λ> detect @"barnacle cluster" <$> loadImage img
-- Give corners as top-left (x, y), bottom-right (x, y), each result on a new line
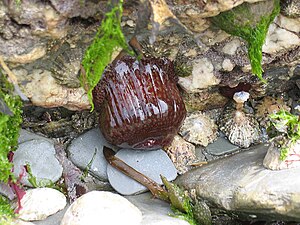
top-left (219, 91), bottom-right (261, 148)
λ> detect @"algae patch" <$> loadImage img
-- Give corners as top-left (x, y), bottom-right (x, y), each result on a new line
top-left (210, 0), bottom-right (280, 82)
top-left (81, 0), bottom-right (132, 110)
top-left (0, 72), bottom-right (23, 184)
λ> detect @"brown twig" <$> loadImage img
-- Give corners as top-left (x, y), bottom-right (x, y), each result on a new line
top-left (103, 146), bottom-right (170, 202)
top-left (0, 55), bottom-right (29, 101)
top-left (0, 55), bottom-right (18, 84)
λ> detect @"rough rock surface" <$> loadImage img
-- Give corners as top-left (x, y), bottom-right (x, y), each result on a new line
top-left (60, 191), bottom-right (142, 225)
top-left (263, 139), bottom-right (300, 170)
top-left (179, 112), bottom-right (218, 146)
top-left (14, 69), bottom-right (90, 110)
top-left (165, 135), bottom-right (197, 174)
top-left (17, 188), bottom-right (66, 221)
top-left (176, 144), bottom-right (300, 221)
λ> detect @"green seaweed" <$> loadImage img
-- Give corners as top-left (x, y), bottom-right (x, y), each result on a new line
top-left (0, 72), bottom-right (23, 184)
top-left (210, 0), bottom-right (280, 83)
top-left (269, 110), bottom-right (300, 160)
top-left (0, 196), bottom-right (14, 221)
top-left (81, 0), bottom-right (132, 111)
top-left (162, 176), bottom-right (211, 225)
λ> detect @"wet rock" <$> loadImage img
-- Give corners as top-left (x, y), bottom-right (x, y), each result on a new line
top-left (18, 129), bottom-right (53, 144)
top-left (14, 69), bottom-right (89, 110)
top-left (165, 135), bottom-right (197, 174)
top-left (179, 112), bottom-right (218, 146)
top-left (61, 191), bottom-right (142, 225)
top-left (126, 192), bottom-right (190, 225)
top-left (263, 139), bottom-right (300, 170)
top-left (68, 128), bottom-right (117, 181)
top-left (107, 149), bottom-right (177, 195)
top-left (0, 182), bottom-right (15, 200)
top-left (176, 144), bottom-right (300, 221)
top-left (205, 135), bottom-right (239, 156)
top-left (17, 188), bottom-right (66, 221)
top-left (13, 139), bottom-right (63, 187)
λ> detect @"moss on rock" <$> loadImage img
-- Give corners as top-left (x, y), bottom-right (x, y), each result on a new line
top-left (210, 0), bottom-right (280, 82)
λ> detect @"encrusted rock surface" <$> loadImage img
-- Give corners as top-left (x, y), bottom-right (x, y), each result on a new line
top-left (175, 144), bottom-right (300, 221)
top-left (179, 112), bottom-right (218, 146)
top-left (165, 135), bottom-right (197, 174)
top-left (263, 139), bottom-right (300, 170)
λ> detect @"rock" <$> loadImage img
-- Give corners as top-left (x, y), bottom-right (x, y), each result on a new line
top-left (126, 192), bottom-right (190, 225)
top-left (17, 188), bottom-right (66, 221)
top-left (11, 219), bottom-right (35, 225)
top-left (49, 0), bottom-right (106, 18)
top-left (165, 135), bottom-right (197, 174)
top-left (0, 182), bottom-right (15, 200)
top-left (180, 89), bottom-right (228, 112)
top-left (107, 149), bottom-right (177, 195)
top-left (13, 139), bottom-right (63, 187)
top-left (15, 69), bottom-right (90, 111)
top-left (178, 57), bottom-right (220, 92)
top-left (205, 135), bottom-right (240, 156)
top-left (0, 181), bottom-right (16, 200)
top-left (179, 112), bottom-right (218, 147)
top-left (33, 203), bottom-right (69, 225)
top-left (60, 191), bottom-right (142, 225)
top-left (176, 145), bottom-right (300, 221)
top-left (263, 139), bottom-right (300, 170)
top-left (168, 0), bottom-right (265, 19)
top-left (263, 23), bottom-right (300, 54)
top-left (18, 129), bottom-right (52, 144)
top-left (68, 128), bottom-right (117, 181)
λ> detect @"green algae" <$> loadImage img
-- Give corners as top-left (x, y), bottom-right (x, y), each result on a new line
top-left (269, 110), bottom-right (300, 160)
top-left (0, 72), bottom-right (22, 184)
top-left (210, 0), bottom-right (280, 83)
top-left (81, 0), bottom-right (132, 111)
top-left (0, 196), bottom-right (14, 222)
top-left (0, 71), bottom-right (22, 222)
top-left (162, 176), bottom-right (211, 225)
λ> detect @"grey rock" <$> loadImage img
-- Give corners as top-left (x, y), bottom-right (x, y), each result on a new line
top-left (107, 149), bottom-right (177, 195)
top-left (18, 129), bottom-right (52, 144)
top-left (0, 182), bottom-right (15, 200)
top-left (176, 144), bottom-right (300, 221)
top-left (13, 139), bottom-right (63, 187)
top-left (205, 135), bottom-right (239, 156)
top-left (68, 128), bottom-right (116, 181)
top-left (126, 192), bottom-right (190, 225)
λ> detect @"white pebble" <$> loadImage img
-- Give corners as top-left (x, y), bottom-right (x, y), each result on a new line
top-left (18, 188), bottom-right (66, 221)
top-left (61, 191), bottom-right (142, 225)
